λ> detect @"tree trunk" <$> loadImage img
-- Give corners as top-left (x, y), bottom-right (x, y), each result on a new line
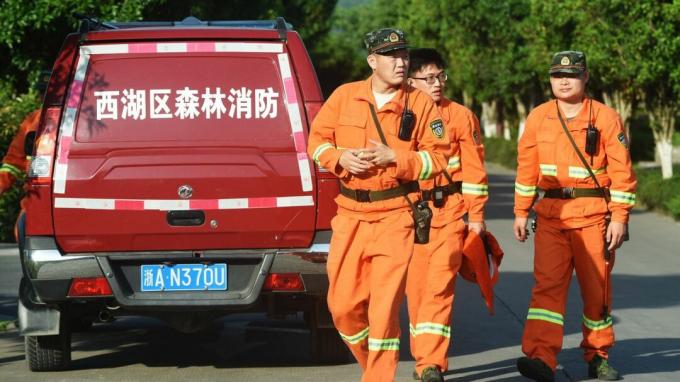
top-left (656, 138), bottom-right (673, 179)
top-left (481, 100), bottom-right (498, 138)
top-left (515, 95), bottom-right (528, 139)
top-left (649, 102), bottom-right (676, 179)
top-left (603, 90), bottom-right (633, 140)
top-left (462, 91), bottom-right (474, 110)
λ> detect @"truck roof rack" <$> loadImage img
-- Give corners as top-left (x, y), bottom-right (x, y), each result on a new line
top-left (75, 14), bottom-right (292, 38)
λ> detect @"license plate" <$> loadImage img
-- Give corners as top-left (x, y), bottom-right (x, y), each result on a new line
top-left (140, 263), bottom-right (227, 292)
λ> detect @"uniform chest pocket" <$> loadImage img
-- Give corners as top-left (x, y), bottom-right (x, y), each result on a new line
top-left (336, 114), bottom-right (367, 149)
top-left (384, 116), bottom-right (417, 150)
top-left (536, 128), bottom-right (558, 167)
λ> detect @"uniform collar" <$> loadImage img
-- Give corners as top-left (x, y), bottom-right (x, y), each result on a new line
top-left (354, 75), bottom-right (406, 113)
top-left (550, 97), bottom-right (593, 122)
top-left (438, 97), bottom-right (452, 124)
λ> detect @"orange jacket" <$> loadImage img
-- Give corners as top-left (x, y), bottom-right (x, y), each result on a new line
top-left (423, 98), bottom-right (488, 226)
top-left (514, 98), bottom-right (637, 228)
top-left (308, 76), bottom-right (450, 218)
top-left (1, 109), bottom-right (40, 193)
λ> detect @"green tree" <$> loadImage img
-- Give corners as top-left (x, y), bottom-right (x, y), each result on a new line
top-left (632, 1), bottom-right (680, 179)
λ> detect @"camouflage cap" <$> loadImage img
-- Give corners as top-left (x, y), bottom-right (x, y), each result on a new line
top-left (550, 51), bottom-right (587, 74)
top-left (364, 28), bottom-right (409, 54)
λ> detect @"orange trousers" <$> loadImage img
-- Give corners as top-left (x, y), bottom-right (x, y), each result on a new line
top-left (406, 218), bottom-right (465, 375)
top-left (327, 211), bottom-right (414, 382)
top-left (522, 219), bottom-right (615, 371)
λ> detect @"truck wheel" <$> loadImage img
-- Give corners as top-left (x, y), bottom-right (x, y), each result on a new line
top-left (25, 330), bottom-right (72, 371)
top-left (21, 277), bottom-right (71, 372)
top-left (311, 326), bottom-right (351, 364)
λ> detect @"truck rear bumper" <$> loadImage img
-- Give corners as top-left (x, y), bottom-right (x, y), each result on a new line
top-left (22, 233), bottom-right (330, 306)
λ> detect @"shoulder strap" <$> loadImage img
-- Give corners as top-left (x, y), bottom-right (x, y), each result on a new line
top-left (555, 100), bottom-right (610, 202)
top-left (367, 103), bottom-right (420, 206)
top-left (368, 103), bottom-right (388, 145)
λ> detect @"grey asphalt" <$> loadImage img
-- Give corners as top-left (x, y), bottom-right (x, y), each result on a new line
top-left (0, 163), bottom-right (679, 381)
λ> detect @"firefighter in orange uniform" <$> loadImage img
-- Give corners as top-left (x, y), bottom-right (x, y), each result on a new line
top-left (404, 48), bottom-right (488, 382)
top-left (1, 109), bottom-right (41, 239)
top-left (513, 51), bottom-right (636, 381)
top-left (307, 29), bottom-right (450, 382)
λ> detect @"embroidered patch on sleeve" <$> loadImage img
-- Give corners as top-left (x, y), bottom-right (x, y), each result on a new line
top-left (472, 128), bottom-right (481, 145)
top-left (617, 132), bottom-right (629, 149)
top-left (430, 119), bottom-right (444, 139)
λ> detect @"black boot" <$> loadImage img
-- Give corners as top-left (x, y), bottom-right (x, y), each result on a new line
top-left (588, 355), bottom-right (621, 380)
top-left (516, 357), bottom-right (555, 382)
top-left (420, 366), bottom-right (444, 382)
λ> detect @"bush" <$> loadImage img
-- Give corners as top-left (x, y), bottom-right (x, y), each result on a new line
top-left (483, 137), bottom-right (518, 170)
top-left (635, 165), bottom-right (680, 221)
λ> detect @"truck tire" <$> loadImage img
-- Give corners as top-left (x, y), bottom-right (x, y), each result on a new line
top-left (25, 330), bottom-right (71, 371)
top-left (311, 326), bottom-right (351, 364)
top-left (21, 277), bottom-right (72, 372)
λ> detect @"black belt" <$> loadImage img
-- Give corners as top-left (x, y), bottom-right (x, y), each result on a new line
top-left (339, 181), bottom-right (419, 202)
top-left (421, 181), bottom-right (462, 201)
top-left (542, 187), bottom-right (609, 199)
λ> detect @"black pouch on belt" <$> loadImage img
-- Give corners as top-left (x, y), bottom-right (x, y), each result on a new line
top-left (413, 200), bottom-right (433, 244)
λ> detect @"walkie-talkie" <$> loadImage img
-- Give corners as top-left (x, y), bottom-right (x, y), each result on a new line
top-left (584, 99), bottom-right (599, 164)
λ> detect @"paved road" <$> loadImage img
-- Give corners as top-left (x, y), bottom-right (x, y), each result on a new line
top-left (1, 163), bottom-right (679, 381)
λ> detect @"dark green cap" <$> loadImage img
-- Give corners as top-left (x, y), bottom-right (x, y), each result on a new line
top-left (549, 51), bottom-right (587, 74)
top-left (364, 28), bottom-right (409, 54)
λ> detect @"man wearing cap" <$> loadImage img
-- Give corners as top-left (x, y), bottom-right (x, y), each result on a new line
top-left (404, 48), bottom-right (488, 382)
top-left (308, 29), bottom-right (450, 381)
top-left (513, 51), bottom-right (636, 381)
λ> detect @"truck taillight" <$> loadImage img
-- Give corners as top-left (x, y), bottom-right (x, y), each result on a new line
top-left (29, 106), bottom-right (61, 183)
top-left (263, 273), bottom-right (304, 291)
top-left (68, 277), bottom-right (113, 297)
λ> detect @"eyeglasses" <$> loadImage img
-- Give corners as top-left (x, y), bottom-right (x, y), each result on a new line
top-left (411, 73), bottom-right (447, 85)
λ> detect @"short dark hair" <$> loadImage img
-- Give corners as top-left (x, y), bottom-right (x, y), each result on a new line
top-left (408, 48), bottom-right (446, 76)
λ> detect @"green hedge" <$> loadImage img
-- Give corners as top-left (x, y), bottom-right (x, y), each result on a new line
top-left (635, 165), bottom-right (680, 220)
top-left (483, 137), bottom-right (517, 170)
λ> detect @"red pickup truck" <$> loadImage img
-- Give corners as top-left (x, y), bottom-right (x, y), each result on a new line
top-left (18, 16), bottom-right (343, 371)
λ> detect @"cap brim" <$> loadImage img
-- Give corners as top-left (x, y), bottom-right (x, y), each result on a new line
top-left (373, 43), bottom-right (409, 54)
top-left (549, 67), bottom-right (584, 74)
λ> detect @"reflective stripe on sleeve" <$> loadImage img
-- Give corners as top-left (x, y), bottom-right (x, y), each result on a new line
top-left (447, 156), bottom-right (461, 170)
top-left (312, 142), bottom-right (334, 164)
top-left (515, 182), bottom-right (537, 197)
top-left (527, 308), bottom-right (564, 326)
top-left (338, 327), bottom-right (369, 344)
top-left (610, 190), bottom-right (636, 205)
top-left (462, 182), bottom-right (488, 196)
top-left (0, 163), bottom-right (23, 178)
top-left (582, 314), bottom-right (613, 331)
top-left (417, 151), bottom-right (434, 180)
top-left (539, 164), bottom-right (557, 176)
top-left (368, 337), bottom-right (400, 351)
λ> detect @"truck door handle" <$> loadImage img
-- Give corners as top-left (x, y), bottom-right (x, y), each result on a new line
top-left (167, 210), bottom-right (205, 226)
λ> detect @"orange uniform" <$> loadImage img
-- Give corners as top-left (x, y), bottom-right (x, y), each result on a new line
top-left (308, 76), bottom-right (449, 382)
top-left (514, 98), bottom-right (636, 371)
top-left (1, 109), bottom-right (40, 195)
top-left (406, 98), bottom-right (487, 375)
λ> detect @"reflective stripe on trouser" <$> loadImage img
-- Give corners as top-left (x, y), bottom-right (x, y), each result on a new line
top-left (522, 219), bottom-right (614, 371)
top-left (327, 211), bottom-right (414, 382)
top-left (406, 218), bottom-right (465, 374)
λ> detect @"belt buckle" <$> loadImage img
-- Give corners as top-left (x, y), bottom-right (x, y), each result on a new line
top-left (355, 189), bottom-right (371, 202)
top-left (562, 187), bottom-right (575, 199)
